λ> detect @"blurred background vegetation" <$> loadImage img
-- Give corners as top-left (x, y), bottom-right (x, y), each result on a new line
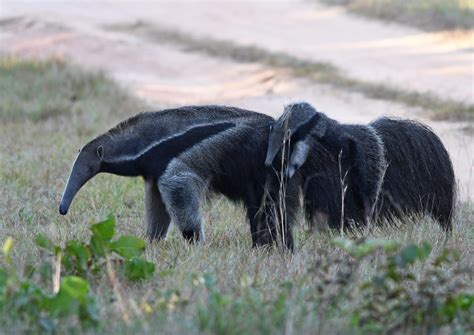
top-left (320, 0), bottom-right (474, 30)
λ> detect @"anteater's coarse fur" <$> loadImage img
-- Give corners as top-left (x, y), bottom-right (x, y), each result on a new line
top-left (265, 102), bottom-right (455, 232)
top-left (60, 106), bottom-right (298, 250)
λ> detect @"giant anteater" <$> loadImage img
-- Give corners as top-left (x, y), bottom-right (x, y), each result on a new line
top-left (265, 102), bottom-right (455, 231)
top-left (60, 105), bottom-right (298, 250)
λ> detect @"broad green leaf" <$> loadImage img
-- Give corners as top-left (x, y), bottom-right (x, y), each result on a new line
top-left (109, 236), bottom-right (146, 259)
top-left (45, 276), bottom-right (85, 316)
top-left (45, 292), bottom-right (73, 316)
top-left (39, 274), bottom-right (98, 327)
top-left (45, 276), bottom-right (90, 316)
top-left (396, 243), bottom-right (432, 267)
top-left (90, 216), bottom-right (115, 256)
top-left (35, 234), bottom-right (55, 251)
top-left (64, 241), bottom-right (92, 274)
top-left (123, 258), bottom-right (155, 281)
top-left (60, 276), bottom-right (90, 300)
top-left (90, 234), bottom-right (108, 257)
top-left (90, 215), bottom-right (115, 242)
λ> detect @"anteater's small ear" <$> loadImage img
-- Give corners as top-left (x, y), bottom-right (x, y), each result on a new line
top-left (340, 135), bottom-right (357, 160)
top-left (313, 118), bottom-right (327, 138)
top-left (97, 145), bottom-right (104, 160)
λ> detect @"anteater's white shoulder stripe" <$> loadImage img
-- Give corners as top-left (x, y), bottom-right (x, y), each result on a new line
top-left (104, 122), bottom-right (232, 164)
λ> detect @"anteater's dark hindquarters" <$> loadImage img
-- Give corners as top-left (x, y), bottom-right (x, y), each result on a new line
top-left (371, 118), bottom-right (455, 231)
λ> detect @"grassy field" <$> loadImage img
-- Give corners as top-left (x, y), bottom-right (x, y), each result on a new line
top-left (107, 22), bottom-right (474, 122)
top-left (319, 0), bottom-right (474, 31)
top-left (0, 58), bottom-right (472, 334)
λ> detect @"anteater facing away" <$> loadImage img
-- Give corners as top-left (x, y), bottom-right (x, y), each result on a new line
top-left (265, 102), bottom-right (455, 232)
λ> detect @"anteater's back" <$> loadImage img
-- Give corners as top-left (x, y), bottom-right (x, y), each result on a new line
top-left (107, 105), bottom-right (272, 141)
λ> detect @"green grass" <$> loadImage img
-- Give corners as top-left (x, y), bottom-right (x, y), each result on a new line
top-left (107, 22), bottom-right (474, 121)
top-left (319, 0), bottom-right (474, 31)
top-left (0, 57), bottom-right (142, 122)
top-left (0, 58), bottom-right (472, 334)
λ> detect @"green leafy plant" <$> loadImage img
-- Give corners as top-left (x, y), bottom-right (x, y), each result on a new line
top-left (0, 216), bottom-right (157, 333)
top-left (0, 238), bottom-right (99, 332)
top-left (36, 215), bottom-right (155, 281)
top-left (335, 238), bottom-right (473, 334)
top-left (193, 273), bottom-right (296, 335)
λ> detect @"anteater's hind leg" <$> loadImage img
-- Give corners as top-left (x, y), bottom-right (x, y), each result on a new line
top-left (159, 161), bottom-right (206, 243)
top-left (144, 177), bottom-right (171, 241)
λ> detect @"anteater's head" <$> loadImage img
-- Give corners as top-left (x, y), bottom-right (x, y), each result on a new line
top-left (59, 138), bottom-right (105, 215)
top-left (265, 102), bottom-right (327, 178)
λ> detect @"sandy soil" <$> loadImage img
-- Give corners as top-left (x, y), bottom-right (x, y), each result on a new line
top-left (0, 1), bottom-right (473, 200)
top-left (2, 1), bottom-right (473, 103)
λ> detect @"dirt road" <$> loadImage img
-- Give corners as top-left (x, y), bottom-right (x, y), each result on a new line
top-left (2, 1), bottom-right (473, 103)
top-left (1, 1), bottom-right (473, 199)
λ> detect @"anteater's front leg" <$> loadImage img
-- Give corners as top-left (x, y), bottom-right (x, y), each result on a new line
top-left (159, 163), bottom-right (206, 243)
top-left (144, 177), bottom-right (171, 241)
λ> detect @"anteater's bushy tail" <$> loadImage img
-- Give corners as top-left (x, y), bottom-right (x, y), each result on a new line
top-left (371, 117), bottom-right (456, 231)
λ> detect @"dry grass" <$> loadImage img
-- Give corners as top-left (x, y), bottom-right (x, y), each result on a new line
top-left (107, 22), bottom-right (474, 122)
top-left (319, 0), bottom-right (474, 31)
top-left (0, 58), bottom-right (472, 334)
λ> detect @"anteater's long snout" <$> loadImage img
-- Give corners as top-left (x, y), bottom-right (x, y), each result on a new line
top-left (265, 131), bottom-right (284, 167)
top-left (59, 201), bottom-right (68, 215)
top-left (265, 149), bottom-right (277, 167)
top-left (59, 154), bottom-right (96, 215)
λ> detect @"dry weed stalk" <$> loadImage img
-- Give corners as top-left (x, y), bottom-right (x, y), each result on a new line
top-left (338, 150), bottom-right (349, 236)
top-left (53, 251), bottom-right (62, 294)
